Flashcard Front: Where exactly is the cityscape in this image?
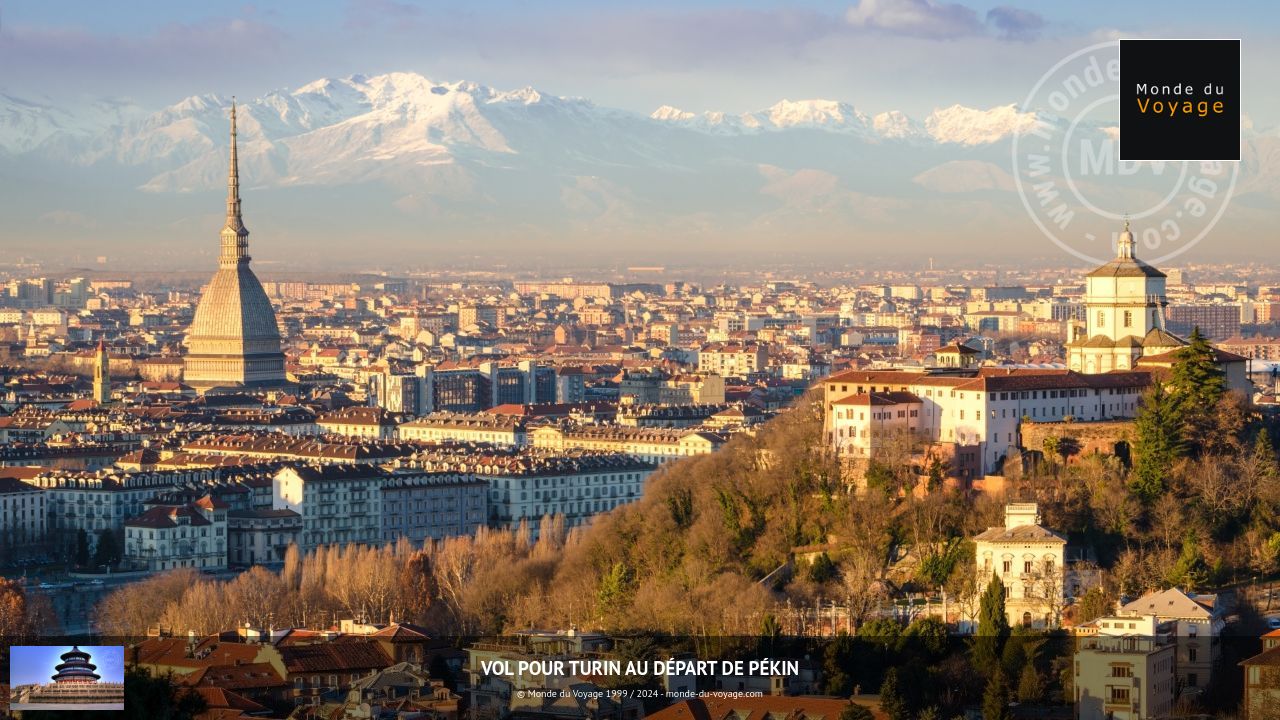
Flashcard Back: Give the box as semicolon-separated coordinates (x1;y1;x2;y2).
3;2;1280;720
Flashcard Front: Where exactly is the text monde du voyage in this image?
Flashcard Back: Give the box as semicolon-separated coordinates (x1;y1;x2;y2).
479;658;801;678
1134;82;1229;118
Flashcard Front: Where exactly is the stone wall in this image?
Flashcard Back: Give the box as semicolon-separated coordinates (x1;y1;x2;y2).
1019;419;1135;467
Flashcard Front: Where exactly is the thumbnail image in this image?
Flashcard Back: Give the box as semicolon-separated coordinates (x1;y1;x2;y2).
8;645;124;712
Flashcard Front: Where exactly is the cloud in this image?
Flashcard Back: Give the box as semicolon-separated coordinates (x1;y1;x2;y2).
344;0;423;31
845;0;983;40
985;6;1045;41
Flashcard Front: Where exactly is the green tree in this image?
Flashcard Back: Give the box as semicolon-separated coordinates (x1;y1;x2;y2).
1042;436;1060;470
1017;664;1043;703
903;616;948;660
808;552;837;584
1168;327;1227;454
1131;381;1185;503
1166;532;1209;591
926;456;946;491
94;530;120;567
74;528;90;567
982;670;1011;720
839;705;875;720
1073;586;1115;625
974;572;1010;671
122;664;207;720
1169;327;1227;411
878;668;910;720
596;562;633;615
823;634;855;696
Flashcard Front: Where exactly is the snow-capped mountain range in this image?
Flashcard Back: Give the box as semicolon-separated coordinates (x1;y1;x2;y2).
0;71;1274;264
0;71;1046;191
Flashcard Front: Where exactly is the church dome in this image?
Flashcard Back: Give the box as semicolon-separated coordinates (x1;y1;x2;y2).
1086;221;1166;278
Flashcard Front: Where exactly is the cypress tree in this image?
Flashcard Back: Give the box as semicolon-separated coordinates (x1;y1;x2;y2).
974;572;1010;671
1131;381;1184;503
982;669;1012;720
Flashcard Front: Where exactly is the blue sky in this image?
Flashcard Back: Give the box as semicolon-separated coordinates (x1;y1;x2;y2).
9;645;124;687
2;0;1278;120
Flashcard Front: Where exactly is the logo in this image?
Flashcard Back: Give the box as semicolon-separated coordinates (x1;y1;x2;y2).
1012;41;1238;265
1120;39;1240;161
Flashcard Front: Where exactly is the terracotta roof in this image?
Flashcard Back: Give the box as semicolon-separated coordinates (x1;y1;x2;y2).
191;686;269;712
133;637;262;669
181;662;286;690
279;641;391;673
831;391;922;407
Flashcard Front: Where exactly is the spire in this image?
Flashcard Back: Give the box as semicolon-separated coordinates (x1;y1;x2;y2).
219;97;250;268
1116;216;1135;260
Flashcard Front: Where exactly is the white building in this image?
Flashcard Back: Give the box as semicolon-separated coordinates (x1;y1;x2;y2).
316;407;400;440
824;368;1148;477
973;503;1067;629
227;508;302;566
397;413;528;446
1120;588;1224;693
124;495;228;572
698;342;767;378
480;454;655;537
272;464;384;551
529;425;725;465
380;471;488;544
1074;614;1176;720
0;477;46;549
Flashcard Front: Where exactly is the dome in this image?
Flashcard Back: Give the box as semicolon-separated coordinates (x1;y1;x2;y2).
187;264;282;352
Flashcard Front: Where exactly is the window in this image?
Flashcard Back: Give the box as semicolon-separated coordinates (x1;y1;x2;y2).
1123;310;1133;327
1002;560;1011;573
1111;665;1132;678
1097;310;1105;326
1109;687;1130;703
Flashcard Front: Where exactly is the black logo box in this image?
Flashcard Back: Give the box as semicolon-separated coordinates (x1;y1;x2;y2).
1119;39;1240;161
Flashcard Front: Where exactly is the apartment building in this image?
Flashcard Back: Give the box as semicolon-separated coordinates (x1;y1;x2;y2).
529;425;726;465
478;453;654;536
1074;614;1177;720
380;471;487;544
124;495;228;572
